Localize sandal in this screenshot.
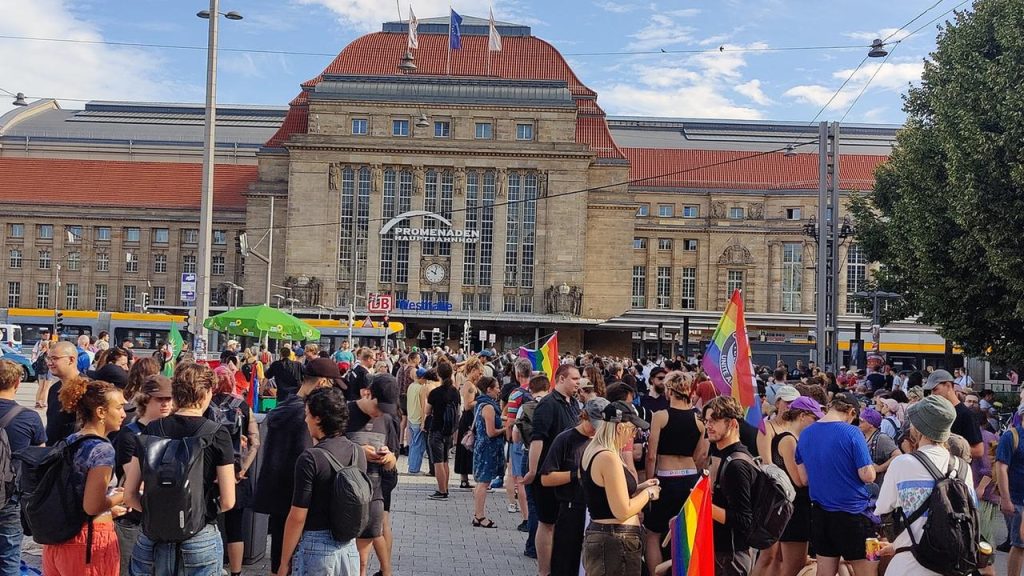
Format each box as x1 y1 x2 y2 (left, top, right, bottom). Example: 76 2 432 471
472 517 496 528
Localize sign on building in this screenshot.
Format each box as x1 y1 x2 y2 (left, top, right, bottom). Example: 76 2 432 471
368 293 393 314
379 210 480 244
180 273 196 303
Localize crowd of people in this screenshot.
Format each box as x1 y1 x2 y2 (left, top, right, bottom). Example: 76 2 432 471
0 336 1017 576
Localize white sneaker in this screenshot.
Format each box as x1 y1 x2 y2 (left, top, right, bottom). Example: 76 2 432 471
507 503 520 514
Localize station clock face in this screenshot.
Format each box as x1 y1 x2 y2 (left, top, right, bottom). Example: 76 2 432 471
424 262 447 284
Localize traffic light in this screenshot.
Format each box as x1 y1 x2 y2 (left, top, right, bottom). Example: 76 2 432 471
54 311 64 334
183 308 196 334
141 292 150 312
236 232 249 256
431 328 444 347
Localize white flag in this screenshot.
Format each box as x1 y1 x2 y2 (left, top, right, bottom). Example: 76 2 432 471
488 7 502 52
408 6 419 50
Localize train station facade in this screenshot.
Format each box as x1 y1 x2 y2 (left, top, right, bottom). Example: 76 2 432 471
0 15 901 355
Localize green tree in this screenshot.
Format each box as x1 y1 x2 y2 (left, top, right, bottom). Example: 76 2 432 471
851 0 1024 366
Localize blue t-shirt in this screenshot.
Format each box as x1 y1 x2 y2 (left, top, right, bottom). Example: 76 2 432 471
996 427 1024 505
65 432 115 501
796 421 873 513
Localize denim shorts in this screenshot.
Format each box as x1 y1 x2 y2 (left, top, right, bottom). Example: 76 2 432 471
510 442 526 477
581 523 642 576
291 530 359 576
130 523 223 576
1012 505 1024 548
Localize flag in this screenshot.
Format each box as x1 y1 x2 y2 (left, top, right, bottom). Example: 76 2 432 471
163 321 184 377
701 289 763 431
488 7 502 52
407 6 418 49
669 476 714 576
449 9 463 50
518 332 558 380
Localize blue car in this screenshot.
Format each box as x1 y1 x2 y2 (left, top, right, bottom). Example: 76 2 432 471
0 344 35 382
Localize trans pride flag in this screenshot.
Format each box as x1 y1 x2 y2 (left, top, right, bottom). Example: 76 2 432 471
518 333 558 380
701 290 763 431
668 476 714 576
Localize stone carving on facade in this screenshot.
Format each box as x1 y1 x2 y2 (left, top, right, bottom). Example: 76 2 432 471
371 164 383 194
311 114 320 134
544 283 583 316
454 167 466 197
413 165 425 196
328 163 342 191
710 201 726 219
749 202 764 220
284 275 323 307
496 168 508 198
537 172 549 198
718 244 754 266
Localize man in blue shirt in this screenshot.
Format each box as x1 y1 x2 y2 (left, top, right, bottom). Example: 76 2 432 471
997 407 1024 575
796 392 876 576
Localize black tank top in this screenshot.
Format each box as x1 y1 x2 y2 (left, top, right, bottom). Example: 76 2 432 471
770 430 795 476
657 406 701 457
582 450 638 521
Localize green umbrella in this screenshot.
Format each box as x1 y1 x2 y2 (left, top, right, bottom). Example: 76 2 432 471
203 304 321 341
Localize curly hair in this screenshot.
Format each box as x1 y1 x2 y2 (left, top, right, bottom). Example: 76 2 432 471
664 371 694 401
703 395 745 422
126 357 160 400
475 375 498 395
796 383 829 407
59 377 117 423
583 365 606 398
172 362 216 409
305 387 349 437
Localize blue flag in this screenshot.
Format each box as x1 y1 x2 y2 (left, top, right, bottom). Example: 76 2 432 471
450 9 463 50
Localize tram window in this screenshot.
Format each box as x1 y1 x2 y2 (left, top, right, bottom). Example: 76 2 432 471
114 328 171 350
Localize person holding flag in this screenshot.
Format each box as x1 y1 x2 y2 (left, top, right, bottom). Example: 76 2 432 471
704 395 757 575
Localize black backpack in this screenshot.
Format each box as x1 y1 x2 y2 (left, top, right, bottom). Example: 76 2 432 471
0 406 26 505
894 452 979 576
717 450 795 550
440 398 460 436
316 445 372 542
137 419 221 542
15 434 107 552
515 399 539 445
209 394 245 455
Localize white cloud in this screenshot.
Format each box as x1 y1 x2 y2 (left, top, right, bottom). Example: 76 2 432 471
0 0 194 114
594 1 638 13
626 13 696 51
845 28 911 43
297 0 512 31
734 79 772 105
783 59 923 110
599 83 763 119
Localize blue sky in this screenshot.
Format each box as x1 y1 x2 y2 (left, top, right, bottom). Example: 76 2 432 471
2 0 968 124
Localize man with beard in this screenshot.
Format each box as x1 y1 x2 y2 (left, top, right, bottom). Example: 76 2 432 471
640 367 669 414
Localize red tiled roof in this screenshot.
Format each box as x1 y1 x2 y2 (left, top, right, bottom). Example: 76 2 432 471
0 158 255 210
266 32 625 160
624 148 886 190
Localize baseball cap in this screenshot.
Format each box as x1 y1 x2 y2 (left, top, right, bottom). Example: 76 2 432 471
789 396 824 419
583 397 611 420
140 374 173 398
593 400 650 430
480 349 494 358
775 385 800 403
416 367 427 378
579 378 594 390
831 392 862 412
924 369 954 391
306 357 344 385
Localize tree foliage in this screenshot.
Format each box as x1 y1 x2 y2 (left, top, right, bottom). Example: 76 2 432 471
851 0 1024 365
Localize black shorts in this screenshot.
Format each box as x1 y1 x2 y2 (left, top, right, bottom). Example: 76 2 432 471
642 473 701 534
532 481 559 525
358 499 385 539
222 507 245 543
781 487 811 543
809 504 875 560
381 469 399 512
428 431 452 463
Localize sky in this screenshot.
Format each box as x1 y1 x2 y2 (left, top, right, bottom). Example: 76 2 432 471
0 0 969 124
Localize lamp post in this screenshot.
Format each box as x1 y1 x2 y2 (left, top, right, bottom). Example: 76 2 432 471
852 290 901 353
193 2 242 359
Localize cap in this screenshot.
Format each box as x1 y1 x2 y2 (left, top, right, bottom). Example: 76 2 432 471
95 363 129 390
579 378 594 390
832 392 863 412
480 349 494 358
140 374 173 398
924 369 954 390
339 361 351 371
789 396 824 419
595 400 650 430
907 395 956 442
416 367 427 378
776 385 800 403
306 357 344 385
859 407 883 428
880 398 898 413
583 397 611 421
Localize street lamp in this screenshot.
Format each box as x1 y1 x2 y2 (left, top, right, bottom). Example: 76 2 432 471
272 294 286 307
193 1 242 360
852 290 902 354
224 281 244 308
12 93 27 107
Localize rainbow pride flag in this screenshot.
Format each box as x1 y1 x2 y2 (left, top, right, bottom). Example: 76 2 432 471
518 332 558 380
701 289 763 431
669 475 713 576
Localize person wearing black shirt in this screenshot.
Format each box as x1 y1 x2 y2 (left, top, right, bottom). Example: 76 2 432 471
425 362 461 499
705 396 757 576
44 341 82 446
344 349 375 401
266 347 304 402
925 369 984 458
524 365 581 576
278 388 366 576
123 363 236 576
541 398 599 576
253 357 341 573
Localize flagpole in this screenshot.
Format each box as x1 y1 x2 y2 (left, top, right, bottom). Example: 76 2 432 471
487 45 492 76
520 330 557 350
447 7 452 76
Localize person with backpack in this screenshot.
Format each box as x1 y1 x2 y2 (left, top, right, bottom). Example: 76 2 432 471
112 374 174 576
514 373 550 553
504 359 536 529
277 387 369 576
211 364 261 576
45 341 85 446
874 394 979 575
795 392 876 576
122 362 236 576
40 378 126 575
267 347 305 403
579 400 659 576
0 360 45 573
425 361 460 500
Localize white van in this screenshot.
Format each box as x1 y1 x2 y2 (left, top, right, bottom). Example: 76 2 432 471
0 325 22 353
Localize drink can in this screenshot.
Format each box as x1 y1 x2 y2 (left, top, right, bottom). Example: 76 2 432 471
978 541 993 568
865 537 882 561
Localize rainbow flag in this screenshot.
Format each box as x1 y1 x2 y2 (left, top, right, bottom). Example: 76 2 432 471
701 289 763 431
518 332 558 380
669 476 714 576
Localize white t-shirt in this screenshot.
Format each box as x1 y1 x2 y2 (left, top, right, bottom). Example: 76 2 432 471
873 444 976 576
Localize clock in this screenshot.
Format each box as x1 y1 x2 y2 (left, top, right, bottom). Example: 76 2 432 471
423 262 447 284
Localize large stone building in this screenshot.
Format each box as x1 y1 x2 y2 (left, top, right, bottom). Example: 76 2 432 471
0 15 904 356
